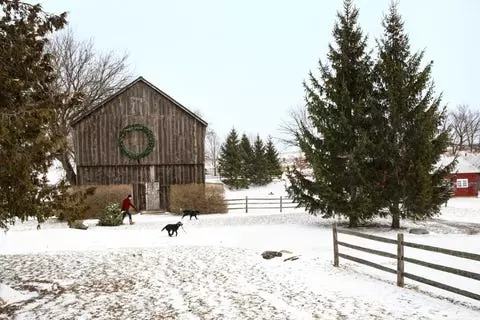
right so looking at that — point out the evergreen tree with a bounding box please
[286,0,381,227]
[373,3,454,229]
[218,128,247,189]
[239,133,254,184]
[264,137,283,180]
[0,1,71,230]
[251,135,269,185]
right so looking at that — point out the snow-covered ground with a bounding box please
[1,181,480,319]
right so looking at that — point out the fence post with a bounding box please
[397,233,404,287]
[245,196,248,213]
[333,222,339,267]
[280,196,283,212]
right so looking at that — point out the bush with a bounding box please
[98,203,124,226]
[69,185,132,219]
[55,186,97,224]
[169,183,227,214]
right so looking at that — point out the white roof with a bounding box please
[438,155,480,174]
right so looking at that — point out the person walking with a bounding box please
[121,194,137,225]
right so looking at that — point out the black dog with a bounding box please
[161,222,184,237]
[182,210,199,220]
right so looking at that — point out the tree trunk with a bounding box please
[58,154,77,185]
[390,203,401,229]
[348,216,358,228]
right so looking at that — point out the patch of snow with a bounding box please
[0,283,37,305]
[1,180,480,318]
[46,160,66,185]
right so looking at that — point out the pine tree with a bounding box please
[251,135,269,185]
[286,0,381,227]
[264,137,283,181]
[239,133,254,185]
[218,128,247,189]
[0,1,70,230]
[373,3,454,229]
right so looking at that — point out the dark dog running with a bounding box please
[182,210,199,220]
[161,222,184,237]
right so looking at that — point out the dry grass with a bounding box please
[169,183,227,215]
[70,185,133,219]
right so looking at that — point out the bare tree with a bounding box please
[466,109,480,152]
[48,28,133,184]
[448,104,470,154]
[277,104,316,149]
[205,128,220,176]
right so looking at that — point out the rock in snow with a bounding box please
[261,250,300,262]
[409,228,429,235]
[69,220,88,230]
[261,251,283,259]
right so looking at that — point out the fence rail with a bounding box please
[225,196,298,213]
[332,223,480,301]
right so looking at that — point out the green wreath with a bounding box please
[118,124,155,159]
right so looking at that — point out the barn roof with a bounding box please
[71,76,208,127]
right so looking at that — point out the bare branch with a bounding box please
[277,103,315,149]
[46,28,133,184]
[448,104,476,154]
[205,128,220,176]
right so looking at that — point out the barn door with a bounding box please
[159,186,170,212]
[132,183,146,211]
[145,182,160,210]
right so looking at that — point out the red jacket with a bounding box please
[121,197,134,211]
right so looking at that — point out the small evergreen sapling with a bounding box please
[98,203,123,226]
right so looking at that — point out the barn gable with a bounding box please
[71,76,207,127]
[71,77,207,211]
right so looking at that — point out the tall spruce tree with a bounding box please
[264,137,283,180]
[251,135,269,185]
[287,0,381,227]
[218,128,247,189]
[373,3,454,229]
[0,1,71,229]
[239,133,254,185]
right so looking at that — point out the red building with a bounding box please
[444,157,480,197]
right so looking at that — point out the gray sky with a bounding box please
[40,0,479,151]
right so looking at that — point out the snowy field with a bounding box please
[1,181,480,319]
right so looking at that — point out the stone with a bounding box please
[409,228,429,235]
[261,251,283,259]
[70,220,88,230]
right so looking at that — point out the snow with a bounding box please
[46,160,65,185]
[0,284,37,305]
[1,181,480,319]
[439,154,480,173]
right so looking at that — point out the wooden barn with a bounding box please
[443,156,480,197]
[71,76,207,211]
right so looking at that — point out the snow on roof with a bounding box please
[463,153,480,169]
[439,155,480,174]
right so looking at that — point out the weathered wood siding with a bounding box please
[76,165,205,185]
[72,79,206,210]
[73,81,205,167]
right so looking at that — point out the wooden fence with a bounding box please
[225,196,298,213]
[332,223,480,301]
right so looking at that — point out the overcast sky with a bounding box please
[40,0,479,152]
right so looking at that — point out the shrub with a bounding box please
[69,185,132,219]
[203,183,228,213]
[55,186,97,224]
[98,203,124,226]
[169,183,227,214]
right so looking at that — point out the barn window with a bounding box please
[456,179,468,188]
